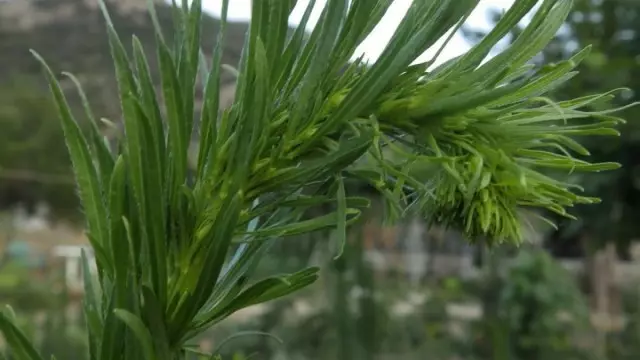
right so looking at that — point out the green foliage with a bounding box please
[496,249,591,359]
[607,287,640,360]
[0,0,631,358]
[350,0,630,243]
[467,0,640,250]
[543,0,640,248]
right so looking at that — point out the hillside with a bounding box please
[0,0,246,117]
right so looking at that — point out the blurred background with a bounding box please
[1,0,640,359]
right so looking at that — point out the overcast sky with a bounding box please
[201,0,517,66]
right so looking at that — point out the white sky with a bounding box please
[202,0,517,66]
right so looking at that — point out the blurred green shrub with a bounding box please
[0,77,79,218]
[497,248,592,360]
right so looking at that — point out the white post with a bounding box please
[404,216,427,286]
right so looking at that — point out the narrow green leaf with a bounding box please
[146,0,165,43]
[196,268,319,330]
[114,310,157,360]
[107,156,129,284]
[211,331,283,355]
[98,286,124,360]
[30,51,109,254]
[132,36,166,183]
[61,72,115,188]
[0,311,43,360]
[157,37,188,204]
[334,175,347,259]
[240,208,360,240]
[198,0,230,179]
[81,250,103,360]
[275,0,317,91]
[141,286,171,359]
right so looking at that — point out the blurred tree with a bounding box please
[0,77,79,219]
[464,0,640,257]
[497,248,591,360]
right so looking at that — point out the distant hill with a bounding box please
[0,0,246,117]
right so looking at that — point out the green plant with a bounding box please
[496,248,591,360]
[0,0,631,358]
